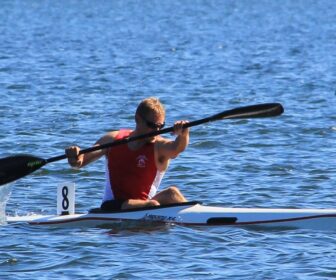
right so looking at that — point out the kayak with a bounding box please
[6,201,336,231]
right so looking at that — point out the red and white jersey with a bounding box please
[103,130,165,201]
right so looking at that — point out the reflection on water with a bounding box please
[105,220,172,235]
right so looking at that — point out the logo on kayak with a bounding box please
[136,155,148,168]
[143,214,177,222]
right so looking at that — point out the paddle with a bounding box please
[0,103,284,186]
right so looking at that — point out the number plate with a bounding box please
[57,183,75,215]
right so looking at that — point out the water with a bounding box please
[1,0,336,279]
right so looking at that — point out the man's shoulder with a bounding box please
[96,130,119,145]
[104,130,119,139]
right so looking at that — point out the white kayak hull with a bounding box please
[6,202,336,231]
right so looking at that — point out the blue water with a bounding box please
[1,0,336,279]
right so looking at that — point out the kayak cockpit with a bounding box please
[89,201,201,214]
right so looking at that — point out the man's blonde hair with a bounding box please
[136,97,165,118]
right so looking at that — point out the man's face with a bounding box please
[138,111,165,142]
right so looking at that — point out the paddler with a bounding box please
[65,97,189,210]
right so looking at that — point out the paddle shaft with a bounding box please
[46,103,284,164]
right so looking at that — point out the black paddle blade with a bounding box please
[218,103,284,120]
[0,155,46,186]
[183,103,284,128]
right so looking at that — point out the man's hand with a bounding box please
[173,120,189,137]
[65,146,83,168]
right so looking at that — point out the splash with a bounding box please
[0,184,12,225]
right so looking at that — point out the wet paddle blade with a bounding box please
[0,155,46,186]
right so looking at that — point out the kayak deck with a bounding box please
[6,201,336,231]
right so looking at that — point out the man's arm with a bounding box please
[156,121,189,168]
[65,131,118,169]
